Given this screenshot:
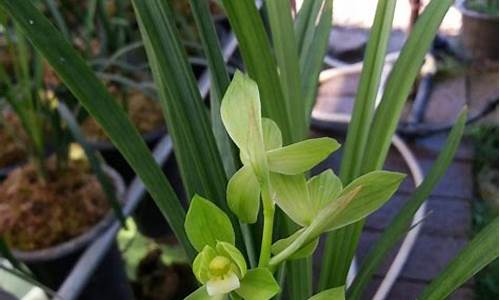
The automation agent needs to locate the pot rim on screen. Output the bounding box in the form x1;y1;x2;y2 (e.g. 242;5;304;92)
456;0;499;20
12;165;126;262
88;127;166;151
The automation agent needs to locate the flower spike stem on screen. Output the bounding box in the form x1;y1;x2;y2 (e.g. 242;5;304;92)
258;180;275;267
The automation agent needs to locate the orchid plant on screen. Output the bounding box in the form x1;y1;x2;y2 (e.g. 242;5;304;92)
182;72;405;299
1;0;497;299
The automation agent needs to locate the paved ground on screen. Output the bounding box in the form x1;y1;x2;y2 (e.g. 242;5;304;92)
311;37;498;298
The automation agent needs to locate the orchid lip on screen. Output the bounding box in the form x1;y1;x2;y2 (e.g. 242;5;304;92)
206;271;240;296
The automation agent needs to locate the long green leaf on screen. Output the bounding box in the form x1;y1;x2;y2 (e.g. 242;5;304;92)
295;0;323;58
131;0;248;256
319;0;397;289
300;0;333;118
130;0;227;206
321;0;454;287
43;0;69;39
189;0;237;176
0;0;194;259
419;217;499;300
265;0;305;141
361;0;454;172
339;0;397;183
220;0;293;143
347;108;468;300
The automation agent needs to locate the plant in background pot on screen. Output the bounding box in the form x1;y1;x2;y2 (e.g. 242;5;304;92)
1;0;498;299
0;21;133;299
457;0;499;60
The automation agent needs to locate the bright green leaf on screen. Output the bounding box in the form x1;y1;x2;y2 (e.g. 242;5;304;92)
236;268;280;300
216;241;247;278
267;138;340;175
193;246;217;284
308;169;343;213
308;286;345;300
185;195;235;252
227;166;261;224
270;173;311;226
325;171;405;231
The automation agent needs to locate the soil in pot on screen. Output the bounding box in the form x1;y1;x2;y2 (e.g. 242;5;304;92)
0;159;110;250
0;158;134;299
82;87;164;142
131;248;197;300
81;87;166;182
0;112;28;179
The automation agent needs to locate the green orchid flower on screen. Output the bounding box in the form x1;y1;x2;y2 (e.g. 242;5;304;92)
221;71;340;224
184;195;280;300
268;169;406;266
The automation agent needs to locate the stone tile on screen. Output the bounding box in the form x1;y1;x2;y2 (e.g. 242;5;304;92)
384;150;474;200
357;231;469;283
363;276;475;300
314;95;355;115
317;72;360;98
467;70;499;126
424;76;467;125
365;194;472;238
406;134;475;162
311;130;474;200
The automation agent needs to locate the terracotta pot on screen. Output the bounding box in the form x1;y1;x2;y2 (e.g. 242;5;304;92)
457;0;499;60
12;166;134;300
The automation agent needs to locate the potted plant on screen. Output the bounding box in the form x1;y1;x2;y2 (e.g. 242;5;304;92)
0;23;133;299
457;0;499;60
2;0;497;299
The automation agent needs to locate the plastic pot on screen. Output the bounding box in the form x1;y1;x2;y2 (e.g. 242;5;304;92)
457;0;499;60
12;166;134;300
133;153;186;239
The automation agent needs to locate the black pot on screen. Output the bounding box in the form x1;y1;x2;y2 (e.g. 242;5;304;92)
133;153;186;239
12;167;134;300
90;128;165;183
0;289;17;300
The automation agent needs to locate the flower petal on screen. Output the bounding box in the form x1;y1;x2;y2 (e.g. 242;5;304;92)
206;272;240;296
227;166;261;223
